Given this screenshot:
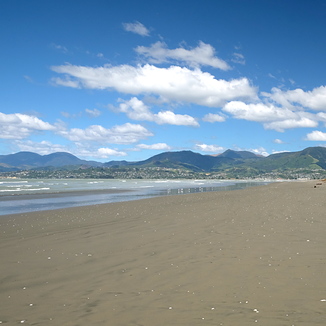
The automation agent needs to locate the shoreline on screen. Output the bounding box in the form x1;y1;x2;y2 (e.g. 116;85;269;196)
0;187;132;201
0;179;270;216
1;180;326;325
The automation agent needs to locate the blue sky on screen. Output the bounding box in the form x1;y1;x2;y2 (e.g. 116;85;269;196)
1;0;326;162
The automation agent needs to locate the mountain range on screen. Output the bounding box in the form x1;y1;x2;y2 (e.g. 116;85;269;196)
1;147;326;174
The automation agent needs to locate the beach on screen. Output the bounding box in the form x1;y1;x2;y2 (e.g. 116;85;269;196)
0;179;268;216
1;181;326;325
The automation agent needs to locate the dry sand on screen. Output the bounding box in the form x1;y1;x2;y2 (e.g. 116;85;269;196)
1;181;326;325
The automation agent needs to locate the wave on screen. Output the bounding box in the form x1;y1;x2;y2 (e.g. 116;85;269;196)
0;187;50;193
0;180;28;184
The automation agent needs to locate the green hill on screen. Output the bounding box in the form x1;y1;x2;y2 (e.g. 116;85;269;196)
249;147;326;172
1;147;326;177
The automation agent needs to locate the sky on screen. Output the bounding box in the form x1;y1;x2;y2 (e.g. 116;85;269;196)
1;0;326;162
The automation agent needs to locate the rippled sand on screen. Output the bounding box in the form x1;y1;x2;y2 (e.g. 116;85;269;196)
1;181;326;325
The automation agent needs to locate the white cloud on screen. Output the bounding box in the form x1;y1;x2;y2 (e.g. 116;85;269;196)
316;112;326;128
195;143;224;153
155;111;199;126
223;101;293;122
264;86;326;111
273;138;284;144
264;117;317;132
85;108;101;117
23;75;34;83
51;77;80;88
14;140;67;155
96;147;127;157
223;101;318;132
58;122;153;144
271;149;290;154
202;113;226;122
0;112;55;139
51;64;257;107
306;130;326;141
61;109;101;119
135;41;230;70
50;43;68;53
137;143;171;150
61;111;82;119
122;21;150;36
116;97;199;126
231;52;245;65
117;97;153;121
14;140;127;159
249;147;269;156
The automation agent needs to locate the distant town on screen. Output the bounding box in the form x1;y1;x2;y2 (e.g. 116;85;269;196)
1;166;326;181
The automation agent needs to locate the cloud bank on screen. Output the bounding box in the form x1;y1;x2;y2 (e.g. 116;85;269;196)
51;64;257;107
223;101;319;132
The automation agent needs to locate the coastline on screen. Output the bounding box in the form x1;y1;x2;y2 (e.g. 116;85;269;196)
0;188;132;200
1;180;326;325
0;179;270;216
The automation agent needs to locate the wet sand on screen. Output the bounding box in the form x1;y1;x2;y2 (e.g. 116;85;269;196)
1;181;326;325
0;188;131;201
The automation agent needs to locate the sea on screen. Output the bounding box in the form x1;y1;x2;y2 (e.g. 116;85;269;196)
0;178;271;216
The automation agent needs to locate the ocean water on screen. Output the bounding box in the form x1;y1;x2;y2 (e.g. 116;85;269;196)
0;178;270;216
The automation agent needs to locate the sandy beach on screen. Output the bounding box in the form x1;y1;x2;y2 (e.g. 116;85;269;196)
1;181;326;325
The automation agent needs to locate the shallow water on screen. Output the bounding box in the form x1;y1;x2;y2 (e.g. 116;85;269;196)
0;178;269;215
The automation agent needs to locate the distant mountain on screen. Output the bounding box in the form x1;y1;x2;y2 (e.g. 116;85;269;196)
216;149;261;159
130;150;233;171
1;147;326;174
0;151;102;171
131;150;264;171
103;160;130;167
249;147;326;171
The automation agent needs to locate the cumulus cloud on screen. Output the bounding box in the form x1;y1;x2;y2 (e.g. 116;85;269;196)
273;138;285;144
263;86;326;111
223;101;318;132
117;97;153;121
115;97;199;126
96;147;127;157
250;147;269;156
223;101;293;122
202;113;226;122
0;112;56;139
264;118;317;131
51;64;257;107
58;122;153;144
195;143;224;153
305;130;326;141
155;111;199;126
136;143;171;150
122;21;150;36
135;41;230;70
